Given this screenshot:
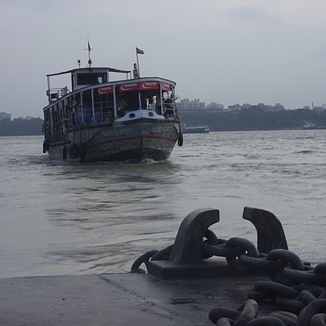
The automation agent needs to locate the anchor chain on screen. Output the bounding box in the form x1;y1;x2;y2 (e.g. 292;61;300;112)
131;230;326;288
131;229;326;325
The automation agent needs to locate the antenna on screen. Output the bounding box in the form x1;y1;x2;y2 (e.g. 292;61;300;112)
86;36;92;67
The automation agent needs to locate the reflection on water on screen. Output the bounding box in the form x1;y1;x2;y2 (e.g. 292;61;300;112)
1;131;326;277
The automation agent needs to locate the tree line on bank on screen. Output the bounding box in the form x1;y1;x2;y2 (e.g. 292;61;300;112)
179;106;326;131
1;106;326;136
0;118;43;136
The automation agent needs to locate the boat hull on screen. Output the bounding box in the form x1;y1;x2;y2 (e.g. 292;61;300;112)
46;118;180;162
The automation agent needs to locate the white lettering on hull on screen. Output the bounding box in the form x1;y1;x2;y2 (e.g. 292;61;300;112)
151;126;173;133
102;129;132;137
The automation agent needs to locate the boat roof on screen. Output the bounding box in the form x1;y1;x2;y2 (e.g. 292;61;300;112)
47;66;131;77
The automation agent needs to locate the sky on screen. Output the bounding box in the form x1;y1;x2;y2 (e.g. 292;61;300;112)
2;0;326;118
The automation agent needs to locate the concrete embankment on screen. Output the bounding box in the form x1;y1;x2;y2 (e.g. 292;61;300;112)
0;269;268;325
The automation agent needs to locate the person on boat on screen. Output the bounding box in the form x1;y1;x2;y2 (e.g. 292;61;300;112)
148;95;154;109
164;97;173;108
70;110;76;127
117;96;127;117
62;116;69;138
77;102;91;124
155;95;162;114
163;96;174;117
83;103;91;123
118;96;127;109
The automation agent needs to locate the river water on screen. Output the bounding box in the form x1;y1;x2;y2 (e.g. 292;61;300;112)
1;130;326;278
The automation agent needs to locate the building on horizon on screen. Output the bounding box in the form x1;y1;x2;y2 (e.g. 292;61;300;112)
227;104;242;111
227;103;286;112
205;102;224;111
17;116;36;120
258;103;286;111
176;98;326;113
0;112;11;121
176;98;205;110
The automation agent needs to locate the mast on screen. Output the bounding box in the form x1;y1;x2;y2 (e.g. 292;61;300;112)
136;48;144;109
86;39;92;67
136;47;144;77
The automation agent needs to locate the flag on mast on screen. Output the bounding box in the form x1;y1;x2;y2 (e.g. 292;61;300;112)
136;47;144;54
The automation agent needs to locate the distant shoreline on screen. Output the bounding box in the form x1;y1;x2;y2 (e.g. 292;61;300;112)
0;118;43;136
2;106;326;136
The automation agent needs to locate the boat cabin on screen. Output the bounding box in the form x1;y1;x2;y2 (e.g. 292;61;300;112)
46;67;130;101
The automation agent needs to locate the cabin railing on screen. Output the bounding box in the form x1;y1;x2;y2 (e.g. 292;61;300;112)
46;87;70;104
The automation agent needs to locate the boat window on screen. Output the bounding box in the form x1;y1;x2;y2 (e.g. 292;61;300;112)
77;73;107;86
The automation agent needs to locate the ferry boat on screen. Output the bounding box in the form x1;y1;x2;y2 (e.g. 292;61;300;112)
181;125;210;133
42;48;182;163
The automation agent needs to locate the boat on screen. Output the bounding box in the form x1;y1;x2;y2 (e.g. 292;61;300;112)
181;125;210;133
42;48;182;163
302;121;316;129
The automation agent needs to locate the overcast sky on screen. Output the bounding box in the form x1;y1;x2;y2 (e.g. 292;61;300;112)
2;0;326;118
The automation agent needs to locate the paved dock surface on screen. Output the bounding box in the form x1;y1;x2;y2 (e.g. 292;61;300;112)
0;270;268;325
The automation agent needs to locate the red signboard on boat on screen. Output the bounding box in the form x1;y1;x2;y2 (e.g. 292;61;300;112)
161;82;171;91
118;82;139;92
98;80;170;94
119;81;159;91
97;85;113;95
140;81;159;90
